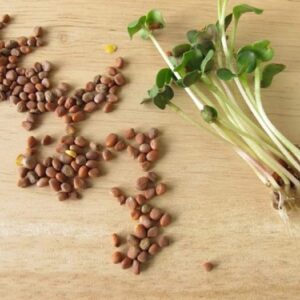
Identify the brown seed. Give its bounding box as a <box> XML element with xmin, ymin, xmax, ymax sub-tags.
<box><xmin>61</xmin><ymin>165</ymin><xmax>75</xmax><ymax>177</ymax></box>
<box><xmin>85</xmin><ymin>160</ymin><xmax>98</xmax><ymax>169</ymax></box>
<box><xmin>27</xmin><ymin>136</ymin><xmax>38</xmax><ymax>148</ymax></box>
<box><xmin>124</xmin><ymin>128</ymin><xmax>135</xmax><ymax>140</ymax></box>
<box><xmin>135</xmin><ymin>224</ymin><xmax>147</xmax><ymax>239</ymax></box>
<box><xmin>73</xmin><ymin>176</ymin><xmax>87</xmax><ymax>190</ymax></box>
<box><xmin>139</xmin><ymin>143</ymin><xmax>151</xmax><ymax>153</ymax></box>
<box><xmin>106</xmin><ymin>66</ymin><xmax>117</xmax><ymax>76</ymax></box>
<box><xmin>75</xmin><ymin>155</ymin><xmax>86</xmax><ymax>166</ymax></box>
<box><xmin>148</xmin><ymin>128</ymin><xmax>159</xmax><ymax>139</ymax></box>
<box><xmin>22</xmin><ymin>121</ymin><xmax>34</xmax><ymax>131</ymax></box>
<box><xmin>141</xmin><ymin>204</ymin><xmax>151</xmax><ymax>214</ymax></box>
<box><xmin>56</xmin><ymin>172</ymin><xmax>66</xmax><ymax>183</ymax></box>
<box><xmin>150</xmin><ymin>138</ymin><xmax>159</xmax><ymax>150</ymax></box>
<box><xmin>136</xmin><ymin>176</ymin><xmax>150</xmax><ymax>191</ymax></box>
<box><xmin>18</xmin><ymin>167</ymin><xmax>28</xmax><ymax>178</ymax></box>
<box><xmin>75</xmin><ymin>136</ymin><xmax>88</xmax><ymax>147</ymax></box>
<box><xmin>90</xmin><ymin>142</ymin><xmax>100</xmax><ymax>151</ymax></box>
<box><xmin>60</xmin><ymin>135</ymin><xmax>74</xmax><ymax>145</ymax></box>
<box><xmin>147</xmin><ymin>226</ymin><xmax>159</xmax><ymax>238</ymax></box>
<box><xmin>139</xmin><ymin>238</ymin><xmax>151</xmax><ymax>251</ymax></box>
<box><xmin>23</xmin><ymin>82</ymin><xmax>36</xmax><ymax>93</ymax></box>
<box><xmin>137</xmin><ymin>251</ymin><xmax>148</xmax><ymax>263</ymax></box>
<box><xmin>126</xmin><ymin>197</ymin><xmax>138</xmax><ymax>211</ymax></box>
<box><xmin>2</xmin><ymin>14</ymin><xmax>10</xmax><ymax>24</ymax></box>
<box><xmin>160</xmin><ymin>213</ymin><xmax>172</xmax><ymax>227</ymax></box>
<box><xmin>114</xmin><ymin>140</ymin><xmax>126</xmax><ymax>151</ymax></box>
<box><xmin>107</xmin><ymin>94</ymin><xmax>119</xmax><ymax>103</ymax></box>
<box><xmin>78</xmin><ymin>166</ymin><xmax>89</xmax><ymax>178</ymax></box>
<box><xmin>34</xmin><ymin>164</ymin><xmax>45</xmax><ymax>177</ymax></box>
<box><xmin>112</xmin><ymin>251</ymin><xmax>124</xmax><ymax>264</ymax></box>
<box><xmin>135</xmin><ymin>133</ymin><xmax>145</xmax><ymax>145</ymax></box>
<box><xmin>100</xmin><ymin>76</ymin><xmax>112</xmax><ymax>85</ymax></box>
<box><xmin>102</xmin><ymin>149</ymin><xmax>113</xmax><ymax>161</ymax></box>
<box><xmin>66</xmin><ymin>124</ymin><xmax>76</xmax><ymax>135</ymax></box>
<box><xmin>147</xmin><ymin>171</ymin><xmax>158</xmax><ymax>182</ymax></box>
<box><xmin>69</xmin><ymin>191</ymin><xmax>81</xmax><ymax>200</ymax></box>
<box><xmin>52</xmin><ymin>158</ymin><xmax>62</xmax><ymax>171</ymax></box>
<box><xmin>57</xmin><ymin>192</ymin><xmax>69</xmax><ymax>201</ymax></box>
<box><xmin>148</xmin><ymin>243</ymin><xmax>160</xmax><ymax>256</ymax></box>
<box><xmin>132</xmin><ymin>260</ymin><xmax>141</xmax><ymax>275</ymax></box>
<box><xmin>137</xmin><ymin>153</ymin><xmax>146</xmax><ymax>163</ymax></box>
<box><xmin>61</xmin><ymin>182</ymin><xmax>72</xmax><ymax>193</ymax></box>
<box><xmin>141</xmin><ymin>160</ymin><xmax>152</xmax><ymax>170</ymax></box>
<box><xmin>156</xmin><ymin>183</ymin><xmax>167</xmax><ymax>195</ymax></box>
<box><xmin>203</xmin><ymin>262</ymin><xmax>214</xmax><ymax>272</ymax></box>
<box><xmin>42</xmin><ymin>61</ymin><xmax>52</xmax><ymax>72</ymax></box>
<box><xmin>36</xmin><ymin>177</ymin><xmax>49</xmax><ymax>187</ymax></box>
<box><xmin>118</xmin><ymin>195</ymin><xmax>126</xmax><ymax>205</ymax></box>
<box><xmin>149</xmin><ymin>207</ymin><xmax>163</xmax><ymax>221</ymax></box>
<box><xmin>127</xmin><ymin>145</ymin><xmax>139</xmax><ymax>158</ymax></box>
<box><xmin>58</xmin><ymin>153</ymin><xmax>73</xmax><ymax>164</ymax></box>
<box><xmin>23</xmin><ymin>156</ymin><xmax>37</xmax><ymax>170</ymax></box>
<box><xmin>127</xmin><ymin>246</ymin><xmax>140</xmax><ymax>260</ymax></box>
<box><xmin>157</xmin><ymin>236</ymin><xmax>170</xmax><ymax>248</ymax></box>
<box><xmin>18</xmin><ymin>177</ymin><xmax>30</xmax><ymax>188</ymax></box>
<box><xmin>139</xmin><ymin>215</ymin><xmax>153</xmax><ymax>229</ymax></box>
<box><xmin>146</xmin><ymin>150</ymin><xmax>159</xmax><ymax>162</ymax></box>
<box><xmin>114</xmin><ymin>73</ymin><xmax>126</xmax><ymax>86</ymax></box>
<box><xmin>27</xmin><ymin>172</ymin><xmax>38</xmax><ymax>184</ymax></box>
<box><xmin>72</xmin><ymin>111</ymin><xmax>86</xmax><ymax>122</ymax></box>
<box><xmin>49</xmin><ymin>178</ymin><xmax>61</xmax><ymax>192</ymax></box>
<box><xmin>41</xmin><ymin>135</ymin><xmax>52</xmax><ymax>146</ymax></box>
<box><xmin>6</xmin><ymin>70</ymin><xmax>17</xmax><ymax>81</ymax></box>
<box><xmin>114</xmin><ymin>57</ymin><xmax>124</xmax><ymax>69</ymax></box>
<box><xmin>88</xmin><ymin>168</ymin><xmax>100</xmax><ymax>178</ymax></box>
<box><xmin>103</xmin><ymin>102</ymin><xmax>114</xmax><ymax>113</ymax></box>
<box><xmin>112</xmin><ymin>233</ymin><xmax>121</xmax><ymax>247</ymax></box>
<box><xmin>144</xmin><ymin>188</ymin><xmax>156</xmax><ymax>200</ymax></box>
<box><xmin>131</xmin><ymin>209</ymin><xmax>141</xmax><ymax>220</ymax></box>
<box><xmin>105</xmin><ymin>133</ymin><xmax>118</xmax><ymax>147</ymax></box>
<box><xmin>135</xmin><ymin>194</ymin><xmax>147</xmax><ymax>206</ymax></box>
<box><xmin>86</xmin><ymin>151</ymin><xmax>100</xmax><ymax>160</ymax></box>
<box><xmin>46</xmin><ymin>167</ymin><xmax>57</xmax><ymax>178</ymax></box>
<box><xmin>121</xmin><ymin>257</ymin><xmax>133</xmax><ymax>269</ymax></box>
<box><xmin>110</xmin><ymin>187</ymin><xmax>122</xmax><ymax>198</ymax></box>
<box><xmin>84</xmin><ymin>101</ymin><xmax>98</xmax><ymax>113</ymax></box>
<box><xmin>127</xmin><ymin>234</ymin><xmax>139</xmax><ymax>247</ymax></box>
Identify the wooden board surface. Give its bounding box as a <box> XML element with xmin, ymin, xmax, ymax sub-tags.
<box><xmin>1</xmin><ymin>0</ymin><xmax>300</xmax><ymax>299</ymax></box>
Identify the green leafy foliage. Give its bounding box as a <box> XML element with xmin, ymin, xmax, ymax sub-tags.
<box><xmin>148</xmin><ymin>85</ymin><xmax>159</xmax><ymax>98</ymax></box>
<box><xmin>261</xmin><ymin>64</ymin><xmax>286</xmax><ymax>88</ymax></box>
<box><xmin>153</xmin><ymin>85</ymin><xmax>174</xmax><ymax>109</ymax></box>
<box><xmin>217</xmin><ymin>68</ymin><xmax>236</xmax><ymax>81</ymax></box>
<box><xmin>187</xmin><ymin>30</ymin><xmax>200</xmax><ymax>44</ymax></box>
<box><xmin>175</xmin><ymin>48</ymin><xmax>203</xmax><ymax>72</ymax></box>
<box><xmin>172</xmin><ymin>44</ymin><xmax>192</xmax><ymax>57</ymax></box>
<box><xmin>201</xmin><ymin>49</ymin><xmax>215</xmax><ymax>73</ymax></box>
<box><xmin>156</xmin><ymin>68</ymin><xmax>173</xmax><ymax>88</ymax></box>
<box><xmin>127</xmin><ymin>16</ymin><xmax>146</xmax><ymax>39</ymax></box>
<box><xmin>182</xmin><ymin>70</ymin><xmax>200</xmax><ymax>87</ymax></box>
<box><xmin>239</xmin><ymin>40</ymin><xmax>274</xmax><ymax>62</ymax></box>
<box><xmin>233</xmin><ymin>4</ymin><xmax>263</xmax><ymax>22</ymax></box>
<box><xmin>146</xmin><ymin>10</ymin><xmax>166</xmax><ymax>29</ymax></box>
<box><xmin>237</xmin><ymin>50</ymin><xmax>257</xmax><ymax>74</ymax></box>
<box><xmin>201</xmin><ymin>105</ymin><xmax>218</xmax><ymax>123</ymax></box>
<box><xmin>224</xmin><ymin>13</ymin><xmax>233</xmax><ymax>31</ymax></box>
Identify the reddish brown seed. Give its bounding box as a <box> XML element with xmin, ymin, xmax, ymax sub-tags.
<box><xmin>132</xmin><ymin>260</ymin><xmax>141</xmax><ymax>275</ymax></box>
<box><xmin>148</xmin><ymin>128</ymin><xmax>159</xmax><ymax>139</ymax></box>
<box><xmin>110</xmin><ymin>187</ymin><xmax>122</xmax><ymax>198</ymax></box>
<box><xmin>18</xmin><ymin>177</ymin><xmax>30</xmax><ymax>188</ymax></box>
<box><xmin>112</xmin><ymin>251</ymin><xmax>124</xmax><ymax>264</ymax></box>
<box><xmin>156</xmin><ymin>183</ymin><xmax>167</xmax><ymax>195</ymax></box>
<box><xmin>112</xmin><ymin>233</ymin><xmax>121</xmax><ymax>247</ymax></box>
<box><xmin>105</xmin><ymin>133</ymin><xmax>118</xmax><ymax>147</ymax></box>
<box><xmin>124</xmin><ymin>128</ymin><xmax>135</xmax><ymax>140</ymax></box>
<box><xmin>102</xmin><ymin>149</ymin><xmax>113</xmax><ymax>161</ymax></box>
<box><xmin>61</xmin><ymin>182</ymin><xmax>72</xmax><ymax>193</ymax></box>
<box><xmin>147</xmin><ymin>171</ymin><xmax>158</xmax><ymax>182</ymax></box>
<box><xmin>57</xmin><ymin>192</ymin><xmax>69</xmax><ymax>201</ymax></box>
<box><xmin>148</xmin><ymin>243</ymin><xmax>160</xmax><ymax>256</ymax></box>
<box><xmin>150</xmin><ymin>138</ymin><xmax>159</xmax><ymax>150</ymax></box>
<box><xmin>126</xmin><ymin>197</ymin><xmax>138</xmax><ymax>211</ymax></box>
<box><xmin>41</xmin><ymin>135</ymin><xmax>52</xmax><ymax>146</ymax></box>
<box><xmin>114</xmin><ymin>57</ymin><xmax>124</xmax><ymax>69</ymax></box>
<box><xmin>69</xmin><ymin>191</ymin><xmax>81</xmax><ymax>200</ymax></box>
<box><xmin>147</xmin><ymin>226</ymin><xmax>159</xmax><ymax>238</ymax></box>
<box><xmin>60</xmin><ymin>135</ymin><xmax>74</xmax><ymax>145</ymax></box>
<box><xmin>136</xmin><ymin>176</ymin><xmax>150</xmax><ymax>191</ymax></box>
<box><xmin>144</xmin><ymin>188</ymin><xmax>156</xmax><ymax>200</ymax></box>
<box><xmin>73</xmin><ymin>176</ymin><xmax>87</xmax><ymax>190</ymax></box>
<box><xmin>107</xmin><ymin>94</ymin><xmax>119</xmax><ymax>103</ymax></box>
<box><xmin>56</xmin><ymin>172</ymin><xmax>66</xmax><ymax>183</ymax></box>
<box><xmin>45</xmin><ymin>167</ymin><xmax>57</xmax><ymax>178</ymax></box>
<box><xmin>2</xmin><ymin>14</ymin><xmax>10</xmax><ymax>24</ymax></box>
<box><xmin>84</xmin><ymin>101</ymin><xmax>98</xmax><ymax>113</ymax></box>
<box><xmin>137</xmin><ymin>153</ymin><xmax>146</xmax><ymax>163</ymax></box>
<box><xmin>139</xmin><ymin>238</ymin><xmax>151</xmax><ymax>251</ymax></box>
<box><xmin>139</xmin><ymin>143</ymin><xmax>151</xmax><ymax>153</ymax></box>
<box><xmin>36</xmin><ymin>177</ymin><xmax>49</xmax><ymax>187</ymax></box>
<box><xmin>127</xmin><ymin>234</ymin><xmax>139</xmax><ymax>247</ymax></box>
<box><xmin>149</xmin><ymin>207</ymin><xmax>163</xmax><ymax>221</ymax></box>
<box><xmin>121</xmin><ymin>257</ymin><xmax>133</xmax><ymax>269</ymax></box>
<box><xmin>33</xmin><ymin>26</ymin><xmax>43</xmax><ymax>37</ymax></box>
<box><xmin>86</xmin><ymin>151</ymin><xmax>100</xmax><ymax>160</ymax></box>
<box><xmin>139</xmin><ymin>215</ymin><xmax>153</xmax><ymax>229</ymax></box>
<box><xmin>23</xmin><ymin>156</ymin><xmax>37</xmax><ymax>170</ymax></box>
<box><xmin>106</xmin><ymin>66</ymin><xmax>117</xmax><ymax>76</ymax></box>
<box><xmin>88</xmin><ymin>168</ymin><xmax>100</xmax><ymax>178</ymax></box>
<box><xmin>22</xmin><ymin>121</ymin><xmax>34</xmax><ymax>131</ymax></box>
<box><xmin>18</xmin><ymin>167</ymin><xmax>28</xmax><ymax>178</ymax></box>
<box><xmin>137</xmin><ymin>251</ymin><xmax>148</xmax><ymax>263</ymax></box>
<box><xmin>78</xmin><ymin>166</ymin><xmax>89</xmax><ymax>178</ymax></box>
<box><xmin>75</xmin><ymin>136</ymin><xmax>88</xmax><ymax>147</ymax></box>
<box><xmin>114</xmin><ymin>73</ymin><xmax>126</xmax><ymax>86</ymax></box>
<box><xmin>203</xmin><ymin>262</ymin><xmax>214</xmax><ymax>272</ymax></box>
<box><xmin>160</xmin><ymin>213</ymin><xmax>172</xmax><ymax>227</ymax></box>
<box><xmin>135</xmin><ymin>224</ymin><xmax>147</xmax><ymax>239</ymax></box>
<box><xmin>72</xmin><ymin>111</ymin><xmax>86</xmax><ymax>122</ymax></box>
<box><xmin>52</xmin><ymin>158</ymin><xmax>62</xmax><ymax>171</ymax></box>
<box><xmin>61</xmin><ymin>165</ymin><xmax>75</xmax><ymax>177</ymax></box>
<box><xmin>118</xmin><ymin>195</ymin><xmax>126</xmax><ymax>205</ymax></box>
<box><xmin>85</xmin><ymin>160</ymin><xmax>98</xmax><ymax>169</ymax></box>
<box><xmin>103</xmin><ymin>102</ymin><xmax>114</xmax><ymax>113</ymax></box>
<box><xmin>135</xmin><ymin>132</ymin><xmax>145</xmax><ymax>145</ymax></box>
<box><xmin>141</xmin><ymin>161</ymin><xmax>151</xmax><ymax>171</ymax></box>
<box><xmin>49</xmin><ymin>178</ymin><xmax>61</xmax><ymax>192</ymax></box>
<box><xmin>127</xmin><ymin>246</ymin><xmax>140</xmax><ymax>260</ymax></box>
<box><xmin>146</xmin><ymin>150</ymin><xmax>159</xmax><ymax>162</ymax></box>
<box><xmin>131</xmin><ymin>209</ymin><xmax>141</xmax><ymax>220</ymax></box>
<box><xmin>114</xmin><ymin>140</ymin><xmax>126</xmax><ymax>151</ymax></box>
<box><xmin>27</xmin><ymin>136</ymin><xmax>38</xmax><ymax>148</ymax></box>
<box><xmin>135</xmin><ymin>194</ymin><xmax>147</xmax><ymax>206</ymax></box>
<box><xmin>66</xmin><ymin>124</ymin><xmax>76</xmax><ymax>135</ymax></box>
<box><xmin>127</xmin><ymin>145</ymin><xmax>139</xmax><ymax>158</ymax></box>
<box><xmin>157</xmin><ymin>236</ymin><xmax>170</xmax><ymax>248</ymax></box>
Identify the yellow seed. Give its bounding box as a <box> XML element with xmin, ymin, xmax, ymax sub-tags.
<box><xmin>104</xmin><ymin>44</ymin><xmax>117</xmax><ymax>54</ymax></box>
<box><xmin>16</xmin><ymin>154</ymin><xmax>25</xmax><ymax>166</ymax></box>
<box><xmin>65</xmin><ymin>150</ymin><xmax>77</xmax><ymax>158</ymax></box>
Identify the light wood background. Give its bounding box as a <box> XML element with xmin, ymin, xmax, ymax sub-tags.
<box><xmin>1</xmin><ymin>0</ymin><xmax>300</xmax><ymax>299</ymax></box>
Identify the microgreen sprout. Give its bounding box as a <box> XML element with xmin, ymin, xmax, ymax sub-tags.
<box><xmin>128</xmin><ymin>1</ymin><xmax>300</xmax><ymax>221</ymax></box>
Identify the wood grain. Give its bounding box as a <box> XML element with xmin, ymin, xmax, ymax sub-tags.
<box><xmin>0</xmin><ymin>0</ymin><xmax>300</xmax><ymax>299</ymax></box>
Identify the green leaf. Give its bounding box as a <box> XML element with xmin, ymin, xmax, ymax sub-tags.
<box><xmin>201</xmin><ymin>105</ymin><xmax>218</xmax><ymax>123</ymax></box>
<box><xmin>237</xmin><ymin>50</ymin><xmax>257</xmax><ymax>74</ymax></box>
<box><xmin>127</xmin><ymin>16</ymin><xmax>146</xmax><ymax>39</ymax></box>
<box><xmin>172</xmin><ymin>44</ymin><xmax>192</xmax><ymax>58</ymax></box>
<box><xmin>182</xmin><ymin>70</ymin><xmax>200</xmax><ymax>87</ymax></box>
<box><xmin>187</xmin><ymin>30</ymin><xmax>200</xmax><ymax>44</ymax></box>
<box><xmin>201</xmin><ymin>49</ymin><xmax>215</xmax><ymax>73</ymax></box>
<box><xmin>146</xmin><ymin>10</ymin><xmax>165</xmax><ymax>29</ymax></box>
<box><xmin>194</xmin><ymin>40</ymin><xmax>215</xmax><ymax>56</ymax></box>
<box><xmin>233</xmin><ymin>4</ymin><xmax>263</xmax><ymax>22</ymax></box>
<box><xmin>217</xmin><ymin>68</ymin><xmax>236</xmax><ymax>81</ymax></box>
<box><xmin>174</xmin><ymin>49</ymin><xmax>197</xmax><ymax>72</ymax></box>
<box><xmin>139</xmin><ymin>28</ymin><xmax>150</xmax><ymax>40</ymax></box>
<box><xmin>261</xmin><ymin>63</ymin><xmax>286</xmax><ymax>88</ymax></box>
<box><xmin>153</xmin><ymin>85</ymin><xmax>174</xmax><ymax>109</ymax></box>
<box><xmin>156</xmin><ymin>68</ymin><xmax>173</xmax><ymax>88</ymax></box>
<box><xmin>148</xmin><ymin>85</ymin><xmax>159</xmax><ymax>98</ymax></box>
<box><xmin>224</xmin><ymin>14</ymin><xmax>233</xmax><ymax>31</ymax></box>
<box><xmin>239</xmin><ymin>40</ymin><xmax>274</xmax><ymax>62</ymax></box>
<box><xmin>141</xmin><ymin>98</ymin><xmax>152</xmax><ymax>104</ymax></box>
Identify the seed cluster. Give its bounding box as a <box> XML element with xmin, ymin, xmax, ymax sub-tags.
<box><xmin>0</xmin><ymin>15</ymin><xmax>127</xmax><ymax>130</ymax></box>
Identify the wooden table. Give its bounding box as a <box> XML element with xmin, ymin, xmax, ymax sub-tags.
<box><xmin>1</xmin><ymin>0</ymin><xmax>300</xmax><ymax>299</ymax></box>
